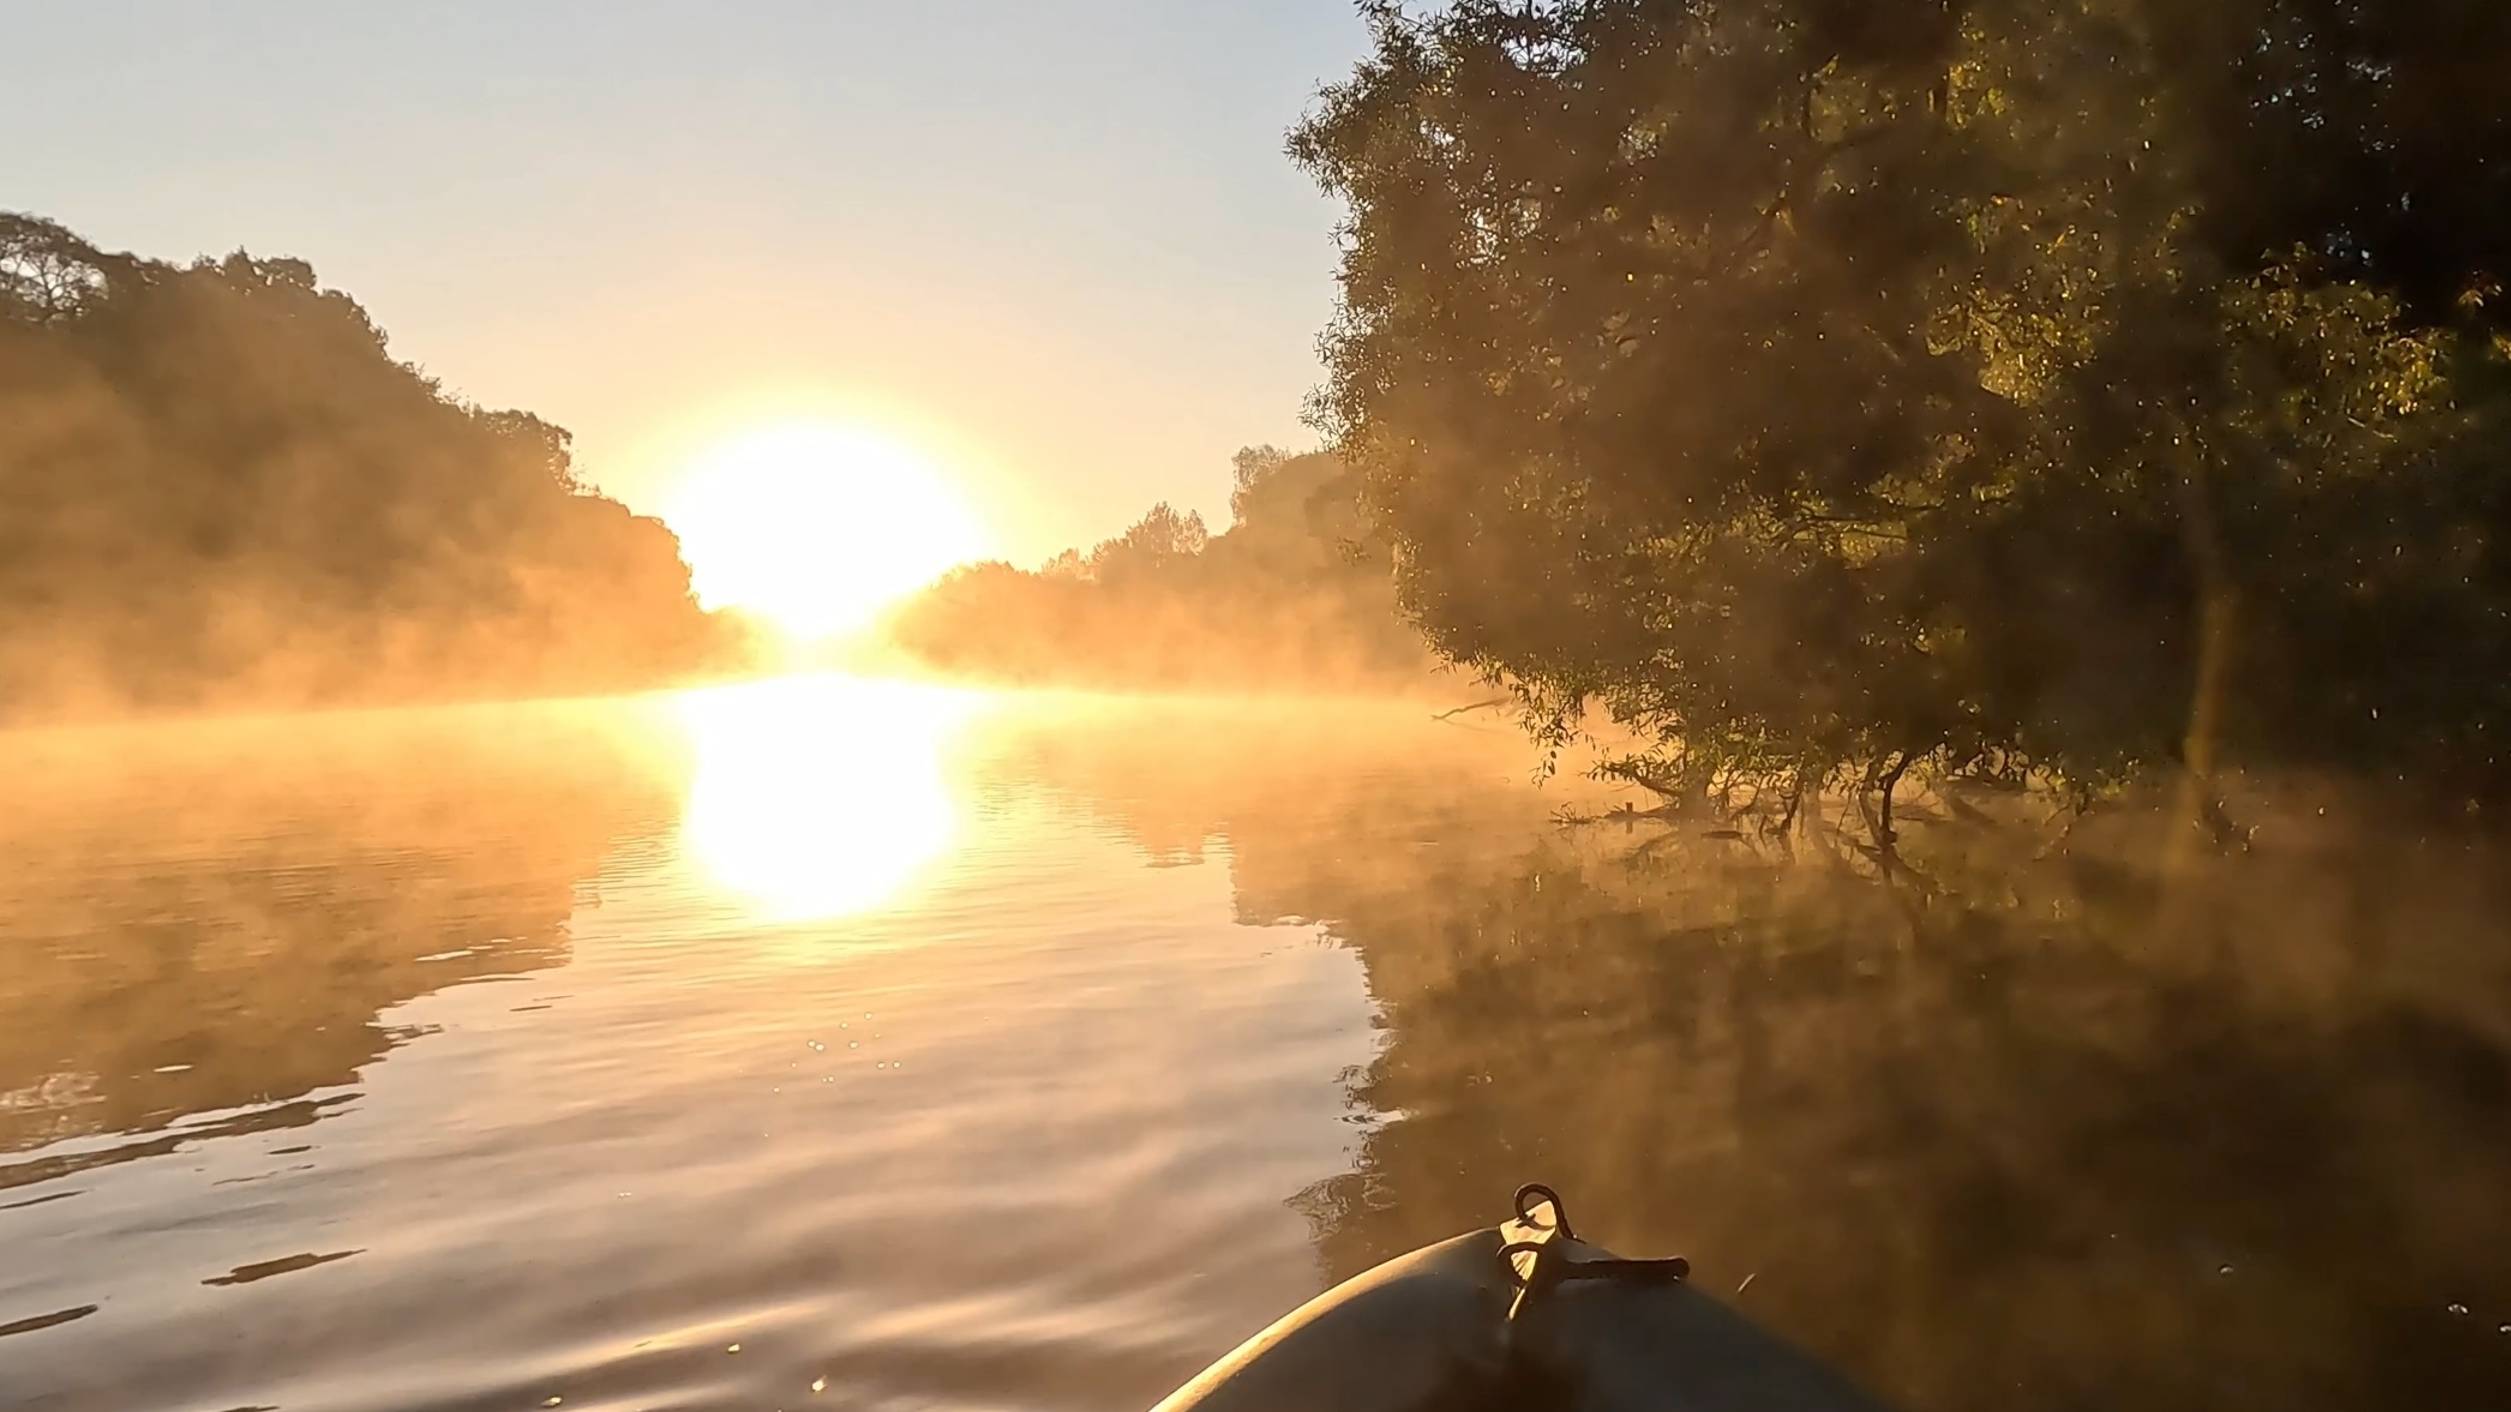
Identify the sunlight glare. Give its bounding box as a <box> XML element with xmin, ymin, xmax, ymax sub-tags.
<box><xmin>673</xmin><ymin>674</ymin><xmax>980</xmax><ymax>924</ymax></box>
<box><xmin>663</xmin><ymin>421</ymin><xmax>990</xmax><ymax>641</ymax></box>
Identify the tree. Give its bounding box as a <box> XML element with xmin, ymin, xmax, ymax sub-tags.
<box><xmin>1221</xmin><ymin>444</ymin><xmax>1369</xmax><ymax>572</ymax></box>
<box><xmin>883</xmin><ymin>449</ymin><xmax>1430</xmax><ymax>690</ymax></box>
<box><xmin>1291</xmin><ymin>0</ymin><xmax>2511</xmax><ymax>819</ymax></box>
<box><xmin>0</xmin><ymin>212</ymin><xmax>738</xmax><ymax>717</ymax></box>
<box><xmin>1087</xmin><ymin>501</ymin><xmax>1210</xmax><ymax>584</ymax></box>
<box><xmin>0</xmin><ymin>214</ymin><xmax>126</xmax><ymax>324</ymax></box>
<box><xmin>1229</xmin><ymin>443</ymin><xmax>1294</xmax><ymax>524</ymax></box>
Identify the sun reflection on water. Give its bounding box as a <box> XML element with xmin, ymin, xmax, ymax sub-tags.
<box><xmin>671</xmin><ymin>674</ymin><xmax>980</xmax><ymax>923</ymax></box>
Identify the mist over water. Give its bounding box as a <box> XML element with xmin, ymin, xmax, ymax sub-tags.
<box><xmin>2</xmin><ymin>679</ymin><xmax>2507</xmax><ymax>1412</ymax></box>
<box><xmin>13</xmin><ymin>7</ymin><xmax>2511</xmax><ymax>1409</ymax></box>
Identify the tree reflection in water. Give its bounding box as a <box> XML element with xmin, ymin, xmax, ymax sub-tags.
<box><xmin>0</xmin><ymin>702</ymin><xmax>677</xmax><ymax>1178</ymax></box>
<box><xmin>1008</xmin><ymin>702</ymin><xmax>2511</xmax><ymax>1412</ymax></box>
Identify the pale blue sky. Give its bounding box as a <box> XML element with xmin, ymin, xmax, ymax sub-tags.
<box><xmin>3</xmin><ymin>1</ymin><xmax>1369</xmax><ymax>561</ymax></box>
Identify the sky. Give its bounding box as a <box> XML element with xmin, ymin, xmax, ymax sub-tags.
<box><xmin>3</xmin><ymin>1</ymin><xmax>1371</xmax><ymax>565</ymax></box>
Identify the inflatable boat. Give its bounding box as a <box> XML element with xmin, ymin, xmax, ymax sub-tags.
<box><xmin>1153</xmin><ymin>1186</ymin><xmax>1888</xmax><ymax>1411</ymax></box>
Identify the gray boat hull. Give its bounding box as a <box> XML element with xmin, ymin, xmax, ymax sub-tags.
<box><xmin>1153</xmin><ymin>1192</ymin><xmax>1887</xmax><ymax>1412</ymax></box>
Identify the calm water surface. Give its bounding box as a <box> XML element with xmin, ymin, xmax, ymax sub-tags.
<box><xmin>3</xmin><ymin>676</ymin><xmax>2508</xmax><ymax>1411</ymax></box>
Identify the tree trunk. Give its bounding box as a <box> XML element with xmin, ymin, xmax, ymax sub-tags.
<box><xmin>2170</xmin><ymin>426</ymin><xmax>2241</xmax><ymax>851</ymax></box>
<box><xmin>1876</xmin><ymin>752</ymin><xmax>1914</xmax><ymax>847</ymax></box>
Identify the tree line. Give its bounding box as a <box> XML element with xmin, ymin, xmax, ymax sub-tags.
<box><xmin>883</xmin><ymin>446</ymin><xmax>1431</xmax><ymax>690</ymax></box>
<box><xmin>0</xmin><ymin>213</ymin><xmax>741</xmax><ymax>720</ymax></box>
<box><xmin>1292</xmin><ymin>0</ymin><xmax>2511</xmax><ymax>821</ymax></box>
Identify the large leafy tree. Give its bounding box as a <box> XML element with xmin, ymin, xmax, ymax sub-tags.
<box><xmin>1292</xmin><ymin>0</ymin><xmax>2511</xmax><ymax>819</ymax></box>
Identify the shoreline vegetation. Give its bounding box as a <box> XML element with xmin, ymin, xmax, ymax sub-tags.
<box><xmin>0</xmin><ymin>215</ymin><xmax>1436</xmax><ymax>729</ymax></box>
<box><xmin>17</xmin><ymin>0</ymin><xmax>2511</xmax><ymax>842</ymax></box>
<box><xmin>1285</xmin><ymin>0</ymin><xmax>2511</xmax><ymax>834</ymax></box>
<box><xmin>878</xmin><ymin>446</ymin><xmax>1437</xmax><ymax>695</ymax></box>
<box><xmin>0</xmin><ymin>212</ymin><xmax>754</xmax><ymax>726</ymax></box>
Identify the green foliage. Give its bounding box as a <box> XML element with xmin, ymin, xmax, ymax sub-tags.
<box><xmin>0</xmin><ymin>213</ymin><xmax>738</xmax><ymax>716</ymax></box>
<box><xmin>1292</xmin><ymin>0</ymin><xmax>2511</xmax><ymax>811</ymax></box>
<box><xmin>886</xmin><ymin>449</ymin><xmax>1429</xmax><ymax>689</ymax></box>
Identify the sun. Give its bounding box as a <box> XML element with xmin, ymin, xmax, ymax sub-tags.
<box><xmin>662</xmin><ymin>421</ymin><xmax>991</xmax><ymax>640</ymax></box>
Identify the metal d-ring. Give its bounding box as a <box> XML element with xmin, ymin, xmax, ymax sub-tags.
<box><xmin>1501</xmin><ymin>1185</ymin><xmax>1691</xmax><ymax>1330</ymax></box>
<box><xmin>1513</xmin><ymin>1182</ymin><xmax>1575</xmax><ymax>1240</ymax></box>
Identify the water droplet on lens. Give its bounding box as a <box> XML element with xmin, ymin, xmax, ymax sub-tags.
<box><xmin>811</xmin><ymin>1376</ymin><xmax>828</xmax><ymax>1393</ymax></box>
<box><xmin>728</xmin><ymin>1342</ymin><xmax>742</xmax><ymax>1353</ymax></box>
<box><xmin>2447</xmin><ymin>1302</ymin><xmax>2469</xmax><ymax>1316</ymax></box>
<box><xmin>2217</xmin><ymin>1264</ymin><xmax>2234</xmax><ymax>1277</ymax></box>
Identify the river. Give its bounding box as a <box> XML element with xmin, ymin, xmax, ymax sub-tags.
<box><xmin>2</xmin><ymin>676</ymin><xmax>2507</xmax><ymax>1411</ymax></box>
